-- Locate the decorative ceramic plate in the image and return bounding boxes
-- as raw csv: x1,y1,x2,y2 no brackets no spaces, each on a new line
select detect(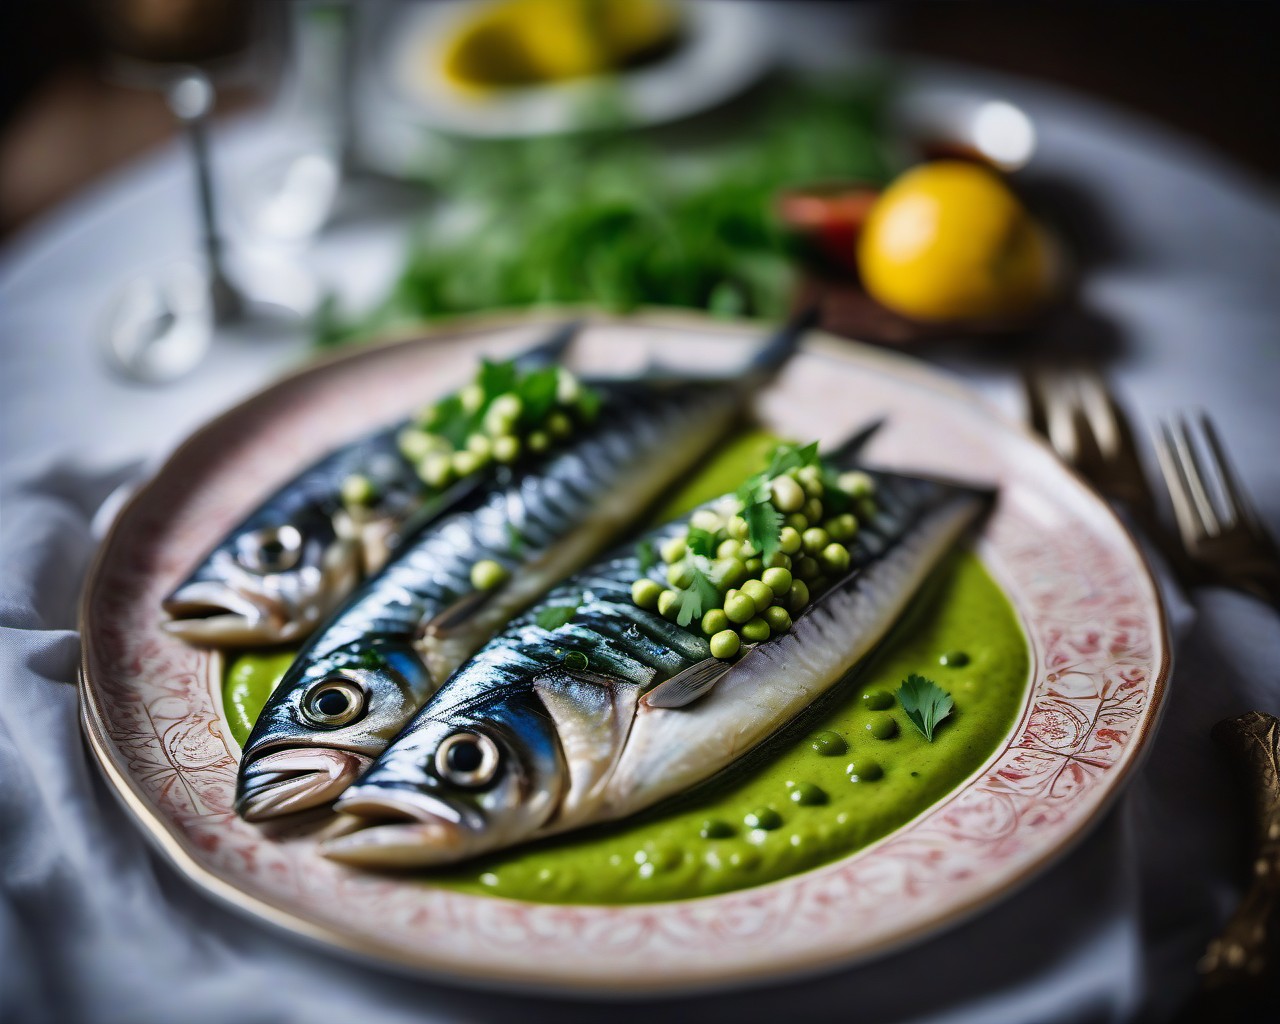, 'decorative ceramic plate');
79,313,1169,995
374,0,772,139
